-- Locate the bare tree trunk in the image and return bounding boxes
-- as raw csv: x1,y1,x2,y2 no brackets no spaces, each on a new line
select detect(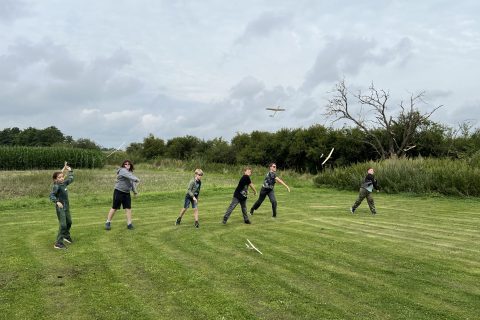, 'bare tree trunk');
325,79,442,159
